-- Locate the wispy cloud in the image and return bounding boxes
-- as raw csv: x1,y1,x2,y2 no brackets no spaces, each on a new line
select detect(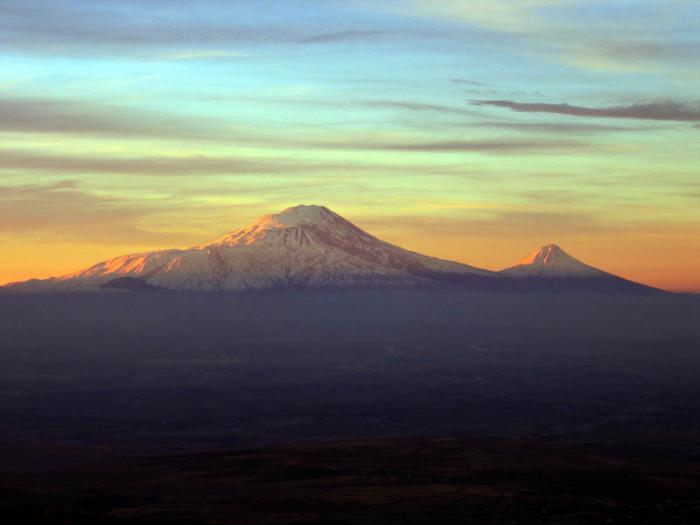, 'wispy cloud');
0,2,395,56
567,39,700,71
210,96,486,118
310,138,590,154
0,149,408,177
0,94,599,156
298,30,393,44
0,179,281,245
451,79,492,87
0,149,486,177
157,50,247,61
471,121,663,134
0,179,156,240
471,99,700,122
359,100,484,117
0,1,279,53
200,95,657,135
361,208,607,239
0,150,280,176
0,96,222,139
400,0,573,35
383,0,700,72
